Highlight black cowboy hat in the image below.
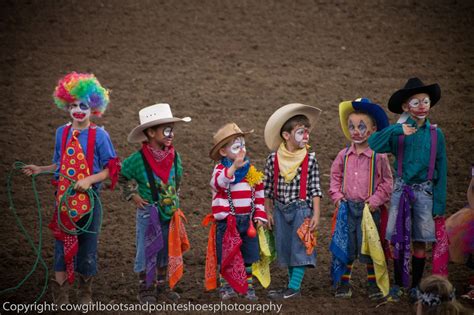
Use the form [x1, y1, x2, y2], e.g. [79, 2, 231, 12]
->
[388, 77, 441, 114]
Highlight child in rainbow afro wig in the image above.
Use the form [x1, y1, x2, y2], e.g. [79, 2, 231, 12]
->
[23, 72, 120, 305]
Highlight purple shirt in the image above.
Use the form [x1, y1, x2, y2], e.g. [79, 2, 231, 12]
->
[329, 144, 393, 208]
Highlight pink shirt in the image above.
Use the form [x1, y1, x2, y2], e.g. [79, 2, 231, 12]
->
[329, 144, 393, 208]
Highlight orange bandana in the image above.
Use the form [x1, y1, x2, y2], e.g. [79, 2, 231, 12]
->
[168, 209, 190, 289]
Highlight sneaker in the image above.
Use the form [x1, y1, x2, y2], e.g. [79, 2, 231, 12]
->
[267, 287, 286, 299]
[335, 283, 352, 298]
[138, 281, 157, 304]
[386, 285, 403, 302]
[219, 285, 237, 300]
[269, 288, 301, 300]
[408, 287, 420, 304]
[245, 287, 258, 301]
[367, 283, 384, 300]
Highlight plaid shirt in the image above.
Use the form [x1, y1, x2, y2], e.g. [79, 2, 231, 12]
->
[264, 151, 323, 208]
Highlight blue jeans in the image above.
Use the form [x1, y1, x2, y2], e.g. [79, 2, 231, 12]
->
[54, 193, 101, 276]
[386, 177, 436, 242]
[346, 200, 380, 264]
[273, 200, 316, 267]
[134, 204, 169, 273]
[216, 214, 260, 266]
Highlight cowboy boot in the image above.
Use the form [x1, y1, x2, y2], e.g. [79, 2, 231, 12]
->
[51, 279, 70, 305]
[78, 274, 93, 304]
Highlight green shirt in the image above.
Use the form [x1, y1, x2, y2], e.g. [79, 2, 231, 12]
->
[368, 117, 447, 215]
[121, 150, 183, 221]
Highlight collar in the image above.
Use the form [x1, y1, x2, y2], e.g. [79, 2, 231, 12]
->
[348, 143, 373, 157]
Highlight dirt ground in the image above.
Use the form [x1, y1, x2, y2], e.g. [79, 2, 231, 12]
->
[0, 0, 473, 314]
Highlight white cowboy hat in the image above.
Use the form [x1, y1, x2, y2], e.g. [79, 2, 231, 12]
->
[264, 103, 322, 151]
[127, 103, 191, 143]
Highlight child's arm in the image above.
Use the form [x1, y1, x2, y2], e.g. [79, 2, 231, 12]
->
[432, 129, 448, 216]
[22, 164, 57, 176]
[308, 155, 323, 231]
[253, 182, 267, 224]
[120, 156, 149, 209]
[310, 196, 321, 232]
[74, 168, 109, 192]
[366, 154, 393, 211]
[368, 123, 409, 154]
[263, 154, 275, 228]
[329, 150, 345, 207]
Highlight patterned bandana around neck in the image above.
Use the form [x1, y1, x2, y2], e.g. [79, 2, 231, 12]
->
[149, 144, 173, 162]
[220, 157, 250, 184]
[276, 142, 307, 183]
[141, 142, 175, 184]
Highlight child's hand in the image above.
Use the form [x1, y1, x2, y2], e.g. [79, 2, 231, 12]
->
[309, 215, 319, 232]
[232, 151, 249, 169]
[74, 178, 92, 192]
[266, 213, 274, 230]
[132, 194, 149, 209]
[402, 124, 417, 136]
[367, 203, 377, 212]
[22, 165, 41, 176]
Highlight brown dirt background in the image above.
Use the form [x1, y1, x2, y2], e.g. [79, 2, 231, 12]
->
[0, 0, 473, 314]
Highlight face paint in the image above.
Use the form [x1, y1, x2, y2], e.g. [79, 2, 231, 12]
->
[69, 102, 91, 122]
[406, 94, 431, 119]
[348, 115, 372, 144]
[163, 127, 174, 138]
[229, 137, 246, 155]
[293, 127, 309, 148]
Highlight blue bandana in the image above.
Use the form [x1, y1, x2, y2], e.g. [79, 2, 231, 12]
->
[220, 157, 250, 184]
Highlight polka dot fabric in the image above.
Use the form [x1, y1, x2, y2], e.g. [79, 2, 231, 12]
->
[57, 129, 91, 221]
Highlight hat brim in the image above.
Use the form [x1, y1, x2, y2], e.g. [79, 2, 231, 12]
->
[127, 117, 191, 143]
[388, 83, 441, 114]
[339, 100, 390, 141]
[264, 103, 322, 151]
[209, 130, 254, 161]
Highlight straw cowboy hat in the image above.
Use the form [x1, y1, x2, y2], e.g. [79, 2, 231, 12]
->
[388, 77, 441, 114]
[264, 103, 322, 151]
[209, 122, 253, 161]
[339, 98, 389, 141]
[127, 103, 191, 143]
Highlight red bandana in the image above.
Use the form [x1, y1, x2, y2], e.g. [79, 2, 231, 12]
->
[141, 143, 175, 184]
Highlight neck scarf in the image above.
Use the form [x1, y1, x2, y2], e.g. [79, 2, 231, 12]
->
[276, 142, 307, 183]
[220, 157, 250, 184]
[392, 185, 415, 288]
[141, 142, 175, 184]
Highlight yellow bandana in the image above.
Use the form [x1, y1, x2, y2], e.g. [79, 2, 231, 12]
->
[276, 142, 307, 183]
[361, 204, 390, 297]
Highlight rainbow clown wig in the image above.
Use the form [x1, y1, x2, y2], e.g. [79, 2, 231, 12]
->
[53, 72, 110, 117]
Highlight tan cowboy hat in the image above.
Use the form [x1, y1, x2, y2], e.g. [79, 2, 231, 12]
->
[127, 103, 191, 143]
[264, 103, 322, 151]
[209, 122, 254, 161]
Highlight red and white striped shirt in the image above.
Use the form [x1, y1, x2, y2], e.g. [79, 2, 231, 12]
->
[210, 164, 267, 221]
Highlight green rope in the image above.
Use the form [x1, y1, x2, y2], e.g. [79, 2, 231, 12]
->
[1, 161, 103, 303]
